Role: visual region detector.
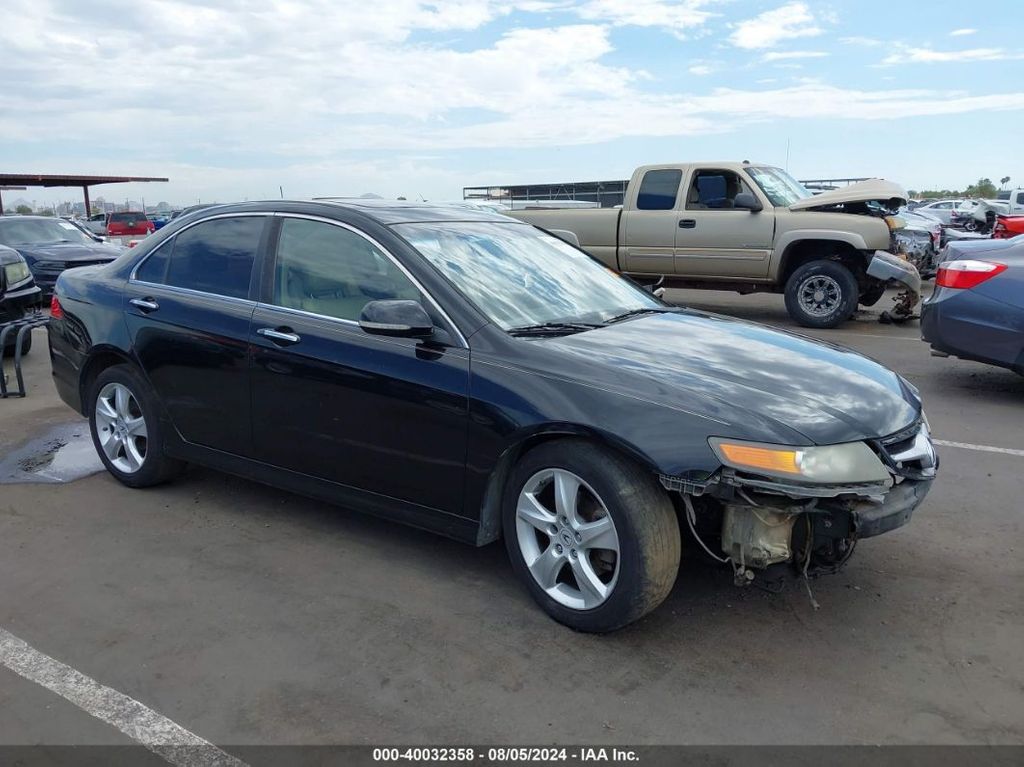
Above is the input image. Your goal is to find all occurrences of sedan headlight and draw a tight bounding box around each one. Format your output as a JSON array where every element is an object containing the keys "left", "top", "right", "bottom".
[
  {"left": 709, "top": 437, "right": 890, "bottom": 484},
  {"left": 3, "top": 260, "right": 32, "bottom": 287}
]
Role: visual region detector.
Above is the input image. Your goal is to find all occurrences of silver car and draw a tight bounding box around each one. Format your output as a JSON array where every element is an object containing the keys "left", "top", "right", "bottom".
[{"left": 914, "top": 199, "right": 964, "bottom": 225}]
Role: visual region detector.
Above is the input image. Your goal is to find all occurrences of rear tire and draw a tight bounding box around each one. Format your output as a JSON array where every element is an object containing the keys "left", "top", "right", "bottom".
[
  {"left": 88, "top": 364, "right": 184, "bottom": 488},
  {"left": 784, "top": 259, "right": 859, "bottom": 328},
  {"left": 502, "top": 439, "right": 680, "bottom": 633}
]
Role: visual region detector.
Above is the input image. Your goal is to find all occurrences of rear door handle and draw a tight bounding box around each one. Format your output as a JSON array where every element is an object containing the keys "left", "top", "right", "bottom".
[
  {"left": 679, "top": 219, "right": 696, "bottom": 229},
  {"left": 256, "top": 327, "right": 301, "bottom": 345},
  {"left": 129, "top": 297, "right": 159, "bottom": 312}
]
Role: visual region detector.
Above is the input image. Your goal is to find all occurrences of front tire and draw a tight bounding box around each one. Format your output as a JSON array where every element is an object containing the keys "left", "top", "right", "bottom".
[
  {"left": 502, "top": 440, "right": 680, "bottom": 633},
  {"left": 88, "top": 364, "right": 184, "bottom": 488},
  {"left": 784, "top": 260, "right": 859, "bottom": 328}
]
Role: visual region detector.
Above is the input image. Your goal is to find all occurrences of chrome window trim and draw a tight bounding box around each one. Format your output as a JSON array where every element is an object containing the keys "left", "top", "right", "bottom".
[
  {"left": 270, "top": 213, "right": 468, "bottom": 348},
  {"left": 128, "top": 212, "right": 271, "bottom": 283},
  {"left": 127, "top": 279, "right": 259, "bottom": 309}
]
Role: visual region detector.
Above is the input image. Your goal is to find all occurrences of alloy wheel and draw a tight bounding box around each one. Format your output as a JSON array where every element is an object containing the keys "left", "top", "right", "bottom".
[
  {"left": 94, "top": 382, "right": 148, "bottom": 474},
  {"left": 515, "top": 468, "right": 620, "bottom": 610},
  {"left": 797, "top": 275, "right": 843, "bottom": 317}
]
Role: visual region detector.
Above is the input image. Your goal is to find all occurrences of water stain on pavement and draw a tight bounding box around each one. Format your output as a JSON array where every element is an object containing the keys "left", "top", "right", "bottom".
[{"left": 0, "top": 422, "right": 104, "bottom": 484}]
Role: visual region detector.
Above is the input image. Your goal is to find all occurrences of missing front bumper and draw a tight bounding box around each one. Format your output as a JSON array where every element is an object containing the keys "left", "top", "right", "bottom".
[{"left": 866, "top": 250, "right": 922, "bottom": 322}]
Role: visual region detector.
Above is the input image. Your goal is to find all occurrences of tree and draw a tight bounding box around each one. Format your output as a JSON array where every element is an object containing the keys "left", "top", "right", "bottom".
[
  {"left": 1000, "top": 176, "right": 1011, "bottom": 189},
  {"left": 15, "top": 204, "right": 32, "bottom": 215},
  {"left": 965, "top": 178, "right": 997, "bottom": 198}
]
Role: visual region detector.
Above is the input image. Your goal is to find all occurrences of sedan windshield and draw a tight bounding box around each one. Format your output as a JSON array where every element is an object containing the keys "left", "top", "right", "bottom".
[
  {"left": 394, "top": 221, "right": 661, "bottom": 330},
  {"left": 746, "top": 166, "right": 813, "bottom": 207},
  {"left": 0, "top": 218, "right": 94, "bottom": 247}
]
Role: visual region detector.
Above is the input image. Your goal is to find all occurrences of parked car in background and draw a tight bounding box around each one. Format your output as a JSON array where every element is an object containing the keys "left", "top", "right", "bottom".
[
  {"left": 48, "top": 200, "right": 936, "bottom": 632},
  {"left": 922, "top": 237, "right": 1024, "bottom": 374},
  {"left": 895, "top": 207, "right": 944, "bottom": 277},
  {"left": 993, "top": 215, "right": 1024, "bottom": 239},
  {"left": 951, "top": 199, "right": 1013, "bottom": 231},
  {"left": 913, "top": 199, "right": 964, "bottom": 225},
  {"left": 0, "top": 216, "right": 124, "bottom": 296},
  {"left": 64, "top": 217, "right": 108, "bottom": 243},
  {"left": 84, "top": 212, "right": 109, "bottom": 235},
  {"left": 0, "top": 244, "right": 42, "bottom": 356},
  {"left": 106, "top": 211, "right": 154, "bottom": 237},
  {"left": 509, "top": 163, "right": 922, "bottom": 328},
  {"left": 170, "top": 204, "right": 218, "bottom": 220}
]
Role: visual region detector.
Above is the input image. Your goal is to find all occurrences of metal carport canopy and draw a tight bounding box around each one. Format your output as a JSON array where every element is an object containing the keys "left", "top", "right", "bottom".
[{"left": 0, "top": 173, "right": 169, "bottom": 215}]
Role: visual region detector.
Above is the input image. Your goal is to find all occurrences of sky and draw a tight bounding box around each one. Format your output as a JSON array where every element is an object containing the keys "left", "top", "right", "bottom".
[{"left": 2, "top": 0, "right": 1022, "bottom": 208}]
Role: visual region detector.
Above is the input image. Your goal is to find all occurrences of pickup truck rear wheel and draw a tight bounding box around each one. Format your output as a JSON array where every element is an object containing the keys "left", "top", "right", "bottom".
[
  {"left": 502, "top": 439, "right": 681, "bottom": 633},
  {"left": 784, "top": 260, "right": 859, "bottom": 328}
]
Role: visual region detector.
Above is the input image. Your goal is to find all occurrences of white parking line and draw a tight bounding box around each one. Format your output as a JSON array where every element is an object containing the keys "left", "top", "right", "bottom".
[
  {"left": 933, "top": 439, "right": 1024, "bottom": 457},
  {"left": 0, "top": 627, "right": 247, "bottom": 767}
]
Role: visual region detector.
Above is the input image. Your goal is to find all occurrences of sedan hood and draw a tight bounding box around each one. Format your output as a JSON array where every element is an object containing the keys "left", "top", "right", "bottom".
[
  {"left": 15, "top": 241, "right": 123, "bottom": 262},
  {"left": 790, "top": 179, "right": 908, "bottom": 211},
  {"left": 540, "top": 311, "right": 918, "bottom": 446}
]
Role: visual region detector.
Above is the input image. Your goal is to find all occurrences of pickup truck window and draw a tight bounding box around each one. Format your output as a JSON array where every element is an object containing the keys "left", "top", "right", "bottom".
[
  {"left": 685, "top": 170, "right": 754, "bottom": 210},
  {"left": 396, "top": 221, "right": 659, "bottom": 330},
  {"left": 746, "top": 166, "right": 812, "bottom": 207},
  {"left": 636, "top": 169, "right": 682, "bottom": 211}
]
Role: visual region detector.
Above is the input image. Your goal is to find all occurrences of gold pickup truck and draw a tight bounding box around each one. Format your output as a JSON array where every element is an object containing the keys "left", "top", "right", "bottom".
[{"left": 508, "top": 162, "right": 921, "bottom": 328}]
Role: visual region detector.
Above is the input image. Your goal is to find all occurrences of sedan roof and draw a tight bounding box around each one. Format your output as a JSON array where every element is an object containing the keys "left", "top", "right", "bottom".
[{"left": 313, "top": 199, "right": 515, "bottom": 225}]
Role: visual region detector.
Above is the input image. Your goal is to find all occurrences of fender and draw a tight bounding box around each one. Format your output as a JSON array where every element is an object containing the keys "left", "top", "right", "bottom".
[
  {"left": 774, "top": 229, "right": 872, "bottom": 264},
  {"left": 473, "top": 422, "right": 669, "bottom": 546}
]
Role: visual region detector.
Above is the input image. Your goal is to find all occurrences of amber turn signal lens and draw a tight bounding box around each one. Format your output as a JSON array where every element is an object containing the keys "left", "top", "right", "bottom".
[{"left": 716, "top": 443, "right": 800, "bottom": 475}]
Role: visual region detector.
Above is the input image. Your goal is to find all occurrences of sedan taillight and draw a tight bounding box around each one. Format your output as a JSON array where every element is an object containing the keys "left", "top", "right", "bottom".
[
  {"left": 50, "top": 295, "right": 65, "bottom": 319},
  {"left": 935, "top": 260, "right": 1007, "bottom": 289}
]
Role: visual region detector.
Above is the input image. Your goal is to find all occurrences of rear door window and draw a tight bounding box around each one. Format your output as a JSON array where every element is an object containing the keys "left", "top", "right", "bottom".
[
  {"left": 161, "top": 216, "right": 264, "bottom": 299},
  {"left": 636, "top": 169, "right": 682, "bottom": 211}
]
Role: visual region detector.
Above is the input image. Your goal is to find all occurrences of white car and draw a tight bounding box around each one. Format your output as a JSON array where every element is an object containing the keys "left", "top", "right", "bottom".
[
  {"left": 913, "top": 199, "right": 964, "bottom": 225},
  {"left": 84, "top": 212, "right": 109, "bottom": 235}
]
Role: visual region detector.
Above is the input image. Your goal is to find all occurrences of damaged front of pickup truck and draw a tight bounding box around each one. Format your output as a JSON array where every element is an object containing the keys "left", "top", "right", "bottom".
[{"left": 787, "top": 180, "right": 925, "bottom": 323}]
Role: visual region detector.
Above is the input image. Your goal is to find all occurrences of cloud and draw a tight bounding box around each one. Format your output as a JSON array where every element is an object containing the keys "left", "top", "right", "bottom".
[
  {"left": 729, "top": 2, "right": 823, "bottom": 49},
  {"left": 762, "top": 50, "right": 828, "bottom": 61},
  {"left": 574, "top": 0, "right": 719, "bottom": 38},
  {"left": 5, "top": 0, "right": 1024, "bottom": 204},
  {"left": 882, "top": 47, "right": 1024, "bottom": 65},
  {"left": 950, "top": 28, "right": 977, "bottom": 37},
  {"left": 840, "top": 36, "right": 882, "bottom": 47}
]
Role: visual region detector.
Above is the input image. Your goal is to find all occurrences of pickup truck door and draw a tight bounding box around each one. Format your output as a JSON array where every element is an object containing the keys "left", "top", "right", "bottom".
[
  {"left": 674, "top": 168, "right": 775, "bottom": 279},
  {"left": 621, "top": 168, "right": 684, "bottom": 275}
]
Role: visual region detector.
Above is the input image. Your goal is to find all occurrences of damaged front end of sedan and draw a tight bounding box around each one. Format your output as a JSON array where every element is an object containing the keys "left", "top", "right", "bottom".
[{"left": 660, "top": 419, "right": 937, "bottom": 591}]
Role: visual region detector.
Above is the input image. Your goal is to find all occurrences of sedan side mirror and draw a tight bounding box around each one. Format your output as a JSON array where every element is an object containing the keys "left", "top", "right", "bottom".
[
  {"left": 359, "top": 299, "right": 434, "bottom": 338},
  {"left": 733, "top": 192, "right": 763, "bottom": 212}
]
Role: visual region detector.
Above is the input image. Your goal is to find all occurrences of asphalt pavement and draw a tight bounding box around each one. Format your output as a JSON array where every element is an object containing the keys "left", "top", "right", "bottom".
[{"left": 0, "top": 287, "right": 1021, "bottom": 755}]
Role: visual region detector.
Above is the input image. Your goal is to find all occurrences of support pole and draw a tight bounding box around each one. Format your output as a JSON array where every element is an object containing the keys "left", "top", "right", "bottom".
[{"left": 83, "top": 185, "right": 91, "bottom": 217}]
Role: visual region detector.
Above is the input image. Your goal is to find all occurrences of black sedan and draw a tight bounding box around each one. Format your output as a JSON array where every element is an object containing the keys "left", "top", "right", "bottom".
[
  {"left": 48, "top": 201, "right": 937, "bottom": 632},
  {"left": 923, "top": 236, "right": 1024, "bottom": 374},
  {"left": 1, "top": 244, "right": 42, "bottom": 355},
  {"left": 0, "top": 215, "right": 123, "bottom": 296}
]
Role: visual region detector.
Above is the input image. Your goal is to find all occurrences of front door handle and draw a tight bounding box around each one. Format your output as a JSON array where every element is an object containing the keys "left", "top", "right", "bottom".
[
  {"left": 129, "top": 297, "right": 159, "bottom": 312},
  {"left": 257, "top": 327, "right": 301, "bottom": 345},
  {"left": 679, "top": 219, "right": 696, "bottom": 229}
]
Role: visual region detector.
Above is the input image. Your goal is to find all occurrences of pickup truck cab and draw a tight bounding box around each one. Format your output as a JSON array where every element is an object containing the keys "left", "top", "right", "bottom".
[{"left": 510, "top": 162, "right": 920, "bottom": 328}]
